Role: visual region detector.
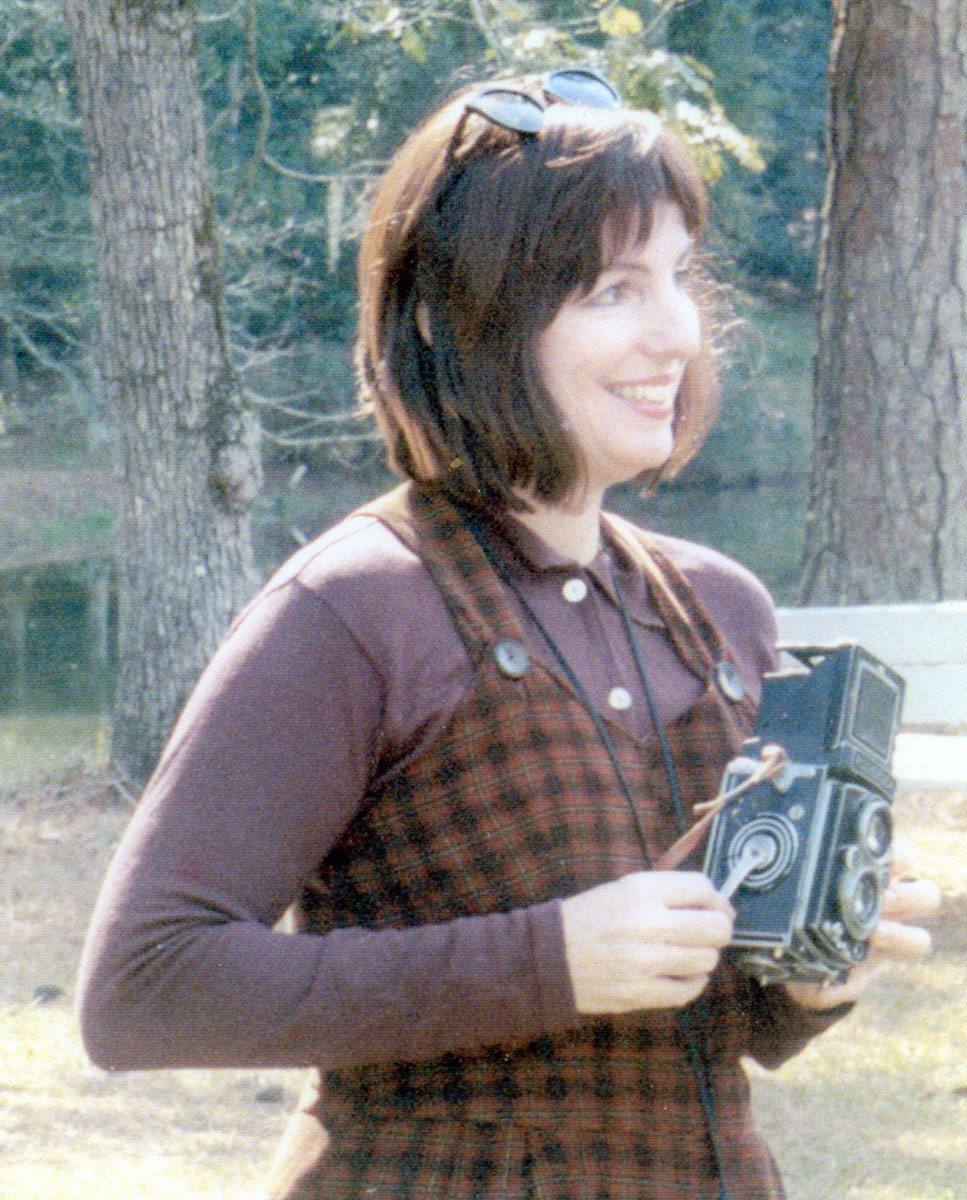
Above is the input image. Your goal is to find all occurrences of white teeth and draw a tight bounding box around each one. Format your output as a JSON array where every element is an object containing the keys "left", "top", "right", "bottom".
[{"left": 610, "top": 383, "right": 677, "bottom": 405}]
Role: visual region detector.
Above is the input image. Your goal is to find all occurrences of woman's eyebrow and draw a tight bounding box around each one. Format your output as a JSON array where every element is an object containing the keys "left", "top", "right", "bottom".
[{"left": 606, "top": 239, "right": 695, "bottom": 274}]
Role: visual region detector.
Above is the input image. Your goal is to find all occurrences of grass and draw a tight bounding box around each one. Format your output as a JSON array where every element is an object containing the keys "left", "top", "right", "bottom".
[
  {"left": 1, "top": 720, "right": 965, "bottom": 1199},
  {"left": 748, "top": 958, "right": 967, "bottom": 1198},
  {"left": 0, "top": 713, "right": 112, "bottom": 791},
  {"left": 0, "top": 745, "right": 305, "bottom": 1200}
]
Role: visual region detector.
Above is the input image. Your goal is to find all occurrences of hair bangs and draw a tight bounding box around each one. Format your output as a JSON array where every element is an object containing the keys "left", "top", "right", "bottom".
[{"left": 531, "top": 112, "right": 708, "bottom": 302}]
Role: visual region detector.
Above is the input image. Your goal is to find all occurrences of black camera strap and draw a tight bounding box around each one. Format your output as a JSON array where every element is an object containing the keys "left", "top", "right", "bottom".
[
  {"left": 455, "top": 502, "right": 657, "bottom": 864},
  {"left": 612, "top": 566, "right": 731, "bottom": 1200},
  {"left": 611, "top": 565, "right": 690, "bottom": 837}
]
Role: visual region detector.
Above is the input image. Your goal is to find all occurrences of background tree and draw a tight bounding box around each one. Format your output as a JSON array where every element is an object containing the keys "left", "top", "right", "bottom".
[
  {"left": 801, "top": 0, "right": 967, "bottom": 603},
  {"left": 64, "top": 0, "right": 261, "bottom": 783},
  {"left": 2, "top": 0, "right": 836, "bottom": 761}
]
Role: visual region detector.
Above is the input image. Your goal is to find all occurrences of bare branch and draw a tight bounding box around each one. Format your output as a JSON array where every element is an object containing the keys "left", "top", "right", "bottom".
[
  {"left": 196, "top": 2, "right": 245, "bottom": 25},
  {"left": 261, "top": 152, "right": 384, "bottom": 186},
  {"left": 244, "top": 393, "right": 362, "bottom": 425},
  {"left": 1, "top": 309, "right": 86, "bottom": 386},
  {"left": 262, "top": 429, "right": 378, "bottom": 449},
  {"left": 466, "top": 0, "right": 511, "bottom": 66},
  {"left": 227, "top": 0, "right": 271, "bottom": 221}
]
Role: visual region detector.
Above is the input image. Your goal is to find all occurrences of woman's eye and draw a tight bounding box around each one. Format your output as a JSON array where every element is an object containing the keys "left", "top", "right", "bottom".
[{"left": 588, "top": 282, "right": 628, "bottom": 306}]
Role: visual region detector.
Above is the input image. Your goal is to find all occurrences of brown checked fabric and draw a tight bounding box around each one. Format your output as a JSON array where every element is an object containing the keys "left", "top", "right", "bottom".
[{"left": 271, "top": 483, "right": 788, "bottom": 1200}]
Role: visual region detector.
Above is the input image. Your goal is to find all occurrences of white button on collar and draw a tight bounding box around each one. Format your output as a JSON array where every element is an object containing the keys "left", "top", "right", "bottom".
[
  {"left": 608, "top": 686, "right": 633, "bottom": 711},
  {"left": 562, "top": 577, "right": 588, "bottom": 603}
]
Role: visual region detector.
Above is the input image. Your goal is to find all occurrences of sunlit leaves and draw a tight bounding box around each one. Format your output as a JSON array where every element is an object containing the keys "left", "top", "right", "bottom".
[
  {"left": 310, "top": 106, "right": 354, "bottom": 157},
  {"left": 633, "top": 49, "right": 765, "bottom": 176},
  {"left": 310, "top": 0, "right": 761, "bottom": 178},
  {"left": 597, "top": 5, "right": 643, "bottom": 38}
]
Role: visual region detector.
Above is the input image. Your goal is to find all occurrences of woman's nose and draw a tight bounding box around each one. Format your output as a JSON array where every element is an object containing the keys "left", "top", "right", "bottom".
[{"left": 637, "top": 286, "right": 701, "bottom": 361}]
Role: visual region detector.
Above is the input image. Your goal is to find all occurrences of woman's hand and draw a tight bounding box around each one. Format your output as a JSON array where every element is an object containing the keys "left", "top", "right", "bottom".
[
  {"left": 784, "top": 839, "right": 942, "bottom": 1011},
  {"left": 560, "top": 871, "right": 735, "bottom": 1014}
]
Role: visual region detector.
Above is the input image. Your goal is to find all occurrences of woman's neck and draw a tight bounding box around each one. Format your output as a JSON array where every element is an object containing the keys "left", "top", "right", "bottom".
[{"left": 512, "top": 492, "right": 604, "bottom": 566}]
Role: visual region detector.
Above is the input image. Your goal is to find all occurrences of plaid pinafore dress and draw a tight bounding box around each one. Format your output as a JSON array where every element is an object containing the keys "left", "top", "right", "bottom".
[{"left": 267, "top": 483, "right": 788, "bottom": 1200}]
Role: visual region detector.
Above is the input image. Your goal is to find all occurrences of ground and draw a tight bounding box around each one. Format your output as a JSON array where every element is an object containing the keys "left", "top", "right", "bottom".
[{"left": 1, "top": 753, "right": 965, "bottom": 1200}]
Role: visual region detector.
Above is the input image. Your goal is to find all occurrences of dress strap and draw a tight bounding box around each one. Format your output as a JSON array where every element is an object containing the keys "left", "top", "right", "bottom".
[
  {"left": 603, "top": 513, "right": 727, "bottom": 678},
  {"left": 359, "top": 483, "right": 528, "bottom": 658}
]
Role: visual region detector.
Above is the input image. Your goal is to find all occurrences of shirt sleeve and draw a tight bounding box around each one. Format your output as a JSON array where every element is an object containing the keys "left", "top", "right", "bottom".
[
  {"left": 745, "top": 982, "right": 854, "bottom": 1069},
  {"left": 76, "top": 576, "right": 578, "bottom": 1072}
]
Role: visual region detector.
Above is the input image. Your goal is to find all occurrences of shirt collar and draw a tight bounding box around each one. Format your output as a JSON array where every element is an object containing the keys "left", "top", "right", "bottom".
[{"left": 496, "top": 511, "right": 664, "bottom": 628}]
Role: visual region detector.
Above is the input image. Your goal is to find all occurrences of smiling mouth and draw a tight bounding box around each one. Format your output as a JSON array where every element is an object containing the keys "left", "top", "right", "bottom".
[{"left": 608, "top": 381, "right": 679, "bottom": 412}]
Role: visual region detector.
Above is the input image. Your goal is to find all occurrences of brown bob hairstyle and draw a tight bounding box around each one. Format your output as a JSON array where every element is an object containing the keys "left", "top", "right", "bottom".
[{"left": 355, "top": 75, "right": 718, "bottom": 511}]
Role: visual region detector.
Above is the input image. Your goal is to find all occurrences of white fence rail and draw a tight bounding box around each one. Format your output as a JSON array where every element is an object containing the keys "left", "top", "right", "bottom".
[{"left": 776, "top": 601, "right": 967, "bottom": 790}]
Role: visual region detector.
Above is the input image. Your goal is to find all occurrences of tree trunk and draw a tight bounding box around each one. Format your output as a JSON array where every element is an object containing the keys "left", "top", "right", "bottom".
[
  {"left": 801, "top": 0, "right": 967, "bottom": 603},
  {"left": 66, "top": 0, "right": 261, "bottom": 783}
]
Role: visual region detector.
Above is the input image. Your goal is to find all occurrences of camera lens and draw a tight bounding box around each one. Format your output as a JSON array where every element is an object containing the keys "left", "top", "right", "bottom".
[
  {"left": 856, "top": 799, "right": 892, "bottom": 861},
  {"left": 838, "top": 867, "right": 883, "bottom": 940}
]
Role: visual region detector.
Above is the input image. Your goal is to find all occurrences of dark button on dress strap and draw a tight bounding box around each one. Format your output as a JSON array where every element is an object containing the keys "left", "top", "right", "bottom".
[
  {"left": 493, "top": 639, "right": 530, "bottom": 678},
  {"left": 715, "top": 659, "right": 746, "bottom": 703}
]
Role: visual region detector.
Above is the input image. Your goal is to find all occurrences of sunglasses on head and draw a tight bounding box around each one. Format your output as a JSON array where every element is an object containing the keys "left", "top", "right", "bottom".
[{"left": 462, "top": 67, "right": 622, "bottom": 137}]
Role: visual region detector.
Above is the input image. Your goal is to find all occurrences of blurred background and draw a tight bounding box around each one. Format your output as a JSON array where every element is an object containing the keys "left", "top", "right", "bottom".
[{"left": 0, "top": 0, "right": 831, "bottom": 729}]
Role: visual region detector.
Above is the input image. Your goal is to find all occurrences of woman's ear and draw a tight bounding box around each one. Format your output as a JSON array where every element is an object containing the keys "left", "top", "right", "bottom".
[{"left": 415, "top": 301, "right": 433, "bottom": 345}]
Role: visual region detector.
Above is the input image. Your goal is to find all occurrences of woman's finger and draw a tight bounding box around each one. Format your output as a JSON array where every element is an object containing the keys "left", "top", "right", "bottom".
[
  {"left": 784, "top": 959, "right": 883, "bottom": 1010},
  {"left": 869, "top": 919, "right": 932, "bottom": 960},
  {"left": 889, "top": 837, "right": 918, "bottom": 878},
  {"left": 881, "top": 877, "right": 941, "bottom": 922}
]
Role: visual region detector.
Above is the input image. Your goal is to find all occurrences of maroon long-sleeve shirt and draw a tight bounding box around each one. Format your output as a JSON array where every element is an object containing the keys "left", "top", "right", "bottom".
[{"left": 77, "top": 507, "right": 840, "bottom": 1072}]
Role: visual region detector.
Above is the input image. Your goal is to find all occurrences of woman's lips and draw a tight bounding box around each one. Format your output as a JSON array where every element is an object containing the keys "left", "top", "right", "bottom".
[{"left": 607, "top": 380, "right": 679, "bottom": 414}]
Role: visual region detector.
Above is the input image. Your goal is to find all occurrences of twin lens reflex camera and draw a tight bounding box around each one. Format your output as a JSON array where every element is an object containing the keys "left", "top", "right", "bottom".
[{"left": 703, "top": 643, "right": 905, "bottom": 984}]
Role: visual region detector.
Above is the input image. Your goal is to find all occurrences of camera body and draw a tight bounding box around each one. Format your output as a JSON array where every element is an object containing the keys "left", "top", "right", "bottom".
[{"left": 703, "top": 643, "right": 904, "bottom": 984}]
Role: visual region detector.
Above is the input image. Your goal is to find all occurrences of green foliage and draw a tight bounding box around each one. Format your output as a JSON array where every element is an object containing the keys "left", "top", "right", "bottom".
[
  {"left": 194, "top": 0, "right": 772, "bottom": 462},
  {"left": 0, "top": 0, "right": 93, "bottom": 416},
  {"left": 668, "top": 0, "right": 832, "bottom": 290},
  {"left": 1, "top": 0, "right": 832, "bottom": 490}
]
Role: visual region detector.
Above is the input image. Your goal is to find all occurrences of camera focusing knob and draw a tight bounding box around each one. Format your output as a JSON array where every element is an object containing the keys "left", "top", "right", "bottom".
[
  {"left": 723, "top": 815, "right": 800, "bottom": 897},
  {"left": 719, "top": 840, "right": 772, "bottom": 900}
]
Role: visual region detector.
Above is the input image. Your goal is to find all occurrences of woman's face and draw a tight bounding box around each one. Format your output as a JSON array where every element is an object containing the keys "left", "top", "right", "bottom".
[{"left": 534, "top": 200, "right": 701, "bottom": 501}]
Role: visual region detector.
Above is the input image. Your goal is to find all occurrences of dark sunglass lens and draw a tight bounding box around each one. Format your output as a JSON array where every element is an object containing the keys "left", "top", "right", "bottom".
[
  {"left": 544, "top": 68, "right": 620, "bottom": 110},
  {"left": 467, "top": 89, "right": 545, "bottom": 135}
]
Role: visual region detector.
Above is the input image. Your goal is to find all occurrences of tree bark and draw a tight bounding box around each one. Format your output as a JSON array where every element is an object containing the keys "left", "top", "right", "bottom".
[
  {"left": 66, "top": 0, "right": 261, "bottom": 783},
  {"left": 801, "top": 0, "right": 967, "bottom": 603}
]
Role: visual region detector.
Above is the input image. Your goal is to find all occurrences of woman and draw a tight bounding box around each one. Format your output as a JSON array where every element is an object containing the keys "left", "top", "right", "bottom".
[{"left": 78, "top": 69, "right": 936, "bottom": 1199}]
